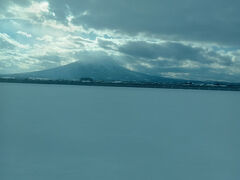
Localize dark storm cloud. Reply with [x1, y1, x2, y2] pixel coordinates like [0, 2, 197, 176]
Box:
[97, 38, 117, 50]
[49, 0, 240, 46]
[118, 41, 203, 61]
[117, 41, 233, 66]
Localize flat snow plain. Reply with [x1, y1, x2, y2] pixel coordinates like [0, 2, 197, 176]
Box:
[0, 83, 240, 180]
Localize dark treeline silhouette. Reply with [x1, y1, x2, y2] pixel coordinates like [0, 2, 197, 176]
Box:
[0, 77, 240, 91]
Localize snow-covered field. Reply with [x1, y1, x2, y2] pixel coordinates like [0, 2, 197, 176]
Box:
[0, 83, 240, 180]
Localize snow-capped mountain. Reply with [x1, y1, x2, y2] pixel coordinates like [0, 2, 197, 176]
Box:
[7, 60, 176, 82]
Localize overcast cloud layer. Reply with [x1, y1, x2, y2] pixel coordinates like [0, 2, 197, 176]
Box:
[0, 0, 240, 82]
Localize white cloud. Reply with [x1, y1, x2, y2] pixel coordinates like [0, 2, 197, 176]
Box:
[36, 35, 53, 42]
[7, 1, 52, 21]
[28, 1, 49, 14]
[41, 19, 83, 33]
[80, 10, 89, 17]
[67, 15, 74, 23]
[0, 33, 29, 49]
[17, 31, 32, 38]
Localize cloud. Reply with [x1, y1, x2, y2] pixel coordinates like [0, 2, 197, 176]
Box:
[7, 1, 52, 20]
[0, 34, 16, 49]
[0, 33, 28, 49]
[17, 31, 32, 38]
[118, 41, 201, 60]
[97, 38, 118, 50]
[117, 41, 234, 65]
[48, 0, 240, 46]
[36, 35, 53, 42]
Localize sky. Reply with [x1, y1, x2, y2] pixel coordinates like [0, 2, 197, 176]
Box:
[0, 0, 240, 82]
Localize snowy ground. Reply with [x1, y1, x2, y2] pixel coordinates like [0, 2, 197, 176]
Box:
[0, 83, 240, 180]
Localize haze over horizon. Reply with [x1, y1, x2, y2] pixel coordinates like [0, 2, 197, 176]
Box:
[0, 0, 240, 82]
